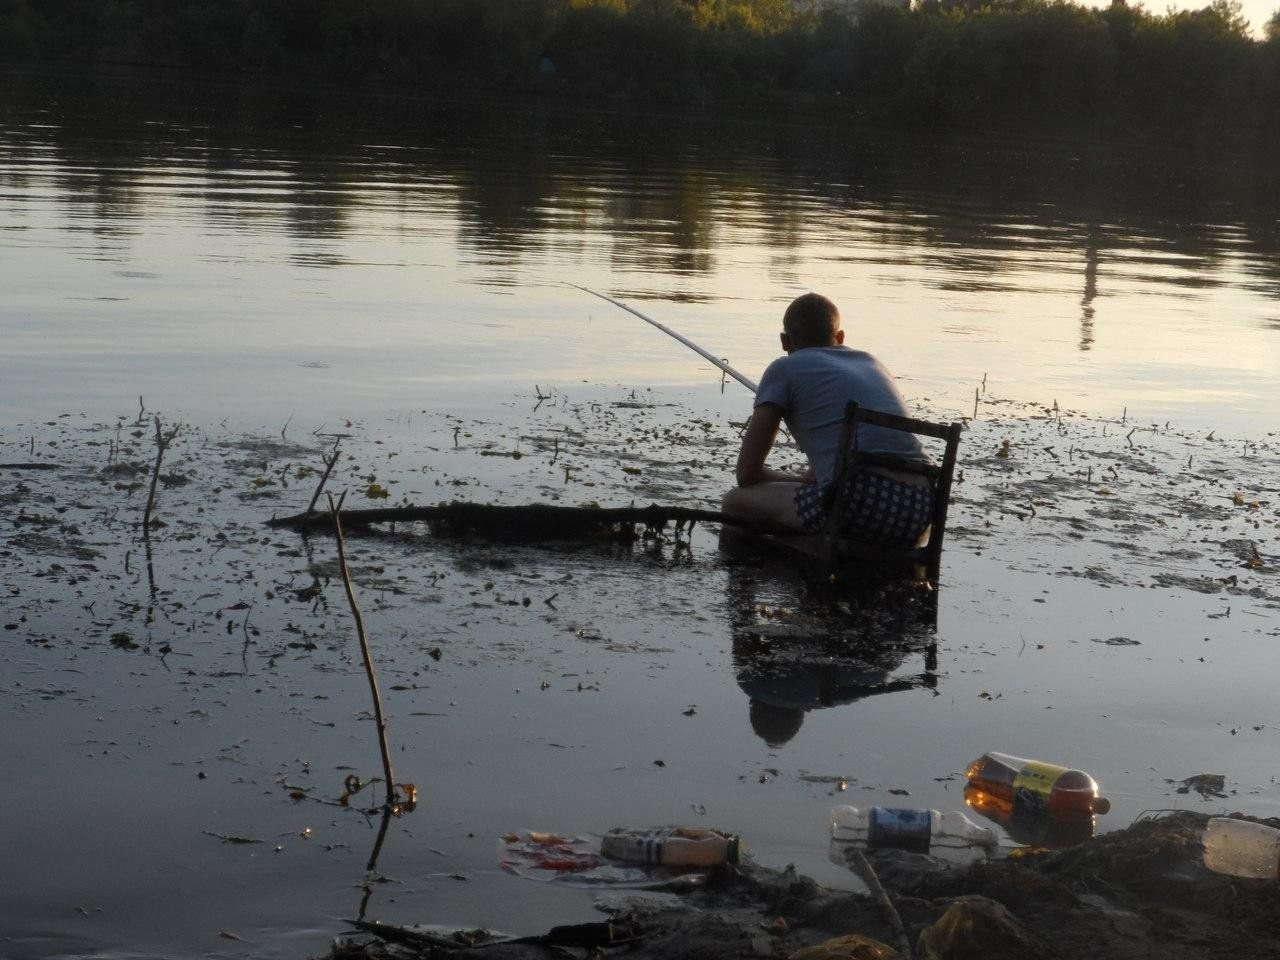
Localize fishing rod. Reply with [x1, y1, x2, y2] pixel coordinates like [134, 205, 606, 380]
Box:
[570, 284, 758, 393]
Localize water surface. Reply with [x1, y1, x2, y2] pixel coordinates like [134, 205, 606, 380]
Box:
[4, 69, 1278, 430]
[1, 69, 1278, 960]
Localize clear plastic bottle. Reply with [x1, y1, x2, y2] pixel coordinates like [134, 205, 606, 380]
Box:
[1203, 817, 1280, 879]
[600, 826, 741, 866]
[965, 751, 1110, 819]
[829, 805, 998, 853]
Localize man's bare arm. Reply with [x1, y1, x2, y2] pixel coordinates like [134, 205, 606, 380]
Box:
[735, 404, 806, 486]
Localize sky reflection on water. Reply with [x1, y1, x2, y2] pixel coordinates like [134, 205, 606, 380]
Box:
[2, 77, 1278, 433]
[1, 75, 1279, 960]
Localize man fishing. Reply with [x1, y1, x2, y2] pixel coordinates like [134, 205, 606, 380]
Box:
[721, 292, 932, 543]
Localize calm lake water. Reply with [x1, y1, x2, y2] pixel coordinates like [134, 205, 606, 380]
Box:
[2, 68, 1279, 960]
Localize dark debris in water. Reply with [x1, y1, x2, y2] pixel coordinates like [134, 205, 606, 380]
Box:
[0, 394, 1276, 705]
[1171, 773, 1229, 799]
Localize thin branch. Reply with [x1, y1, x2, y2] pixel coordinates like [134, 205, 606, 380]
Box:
[328, 491, 398, 809]
[142, 415, 175, 531]
[848, 848, 914, 960]
[143, 534, 158, 626]
[306, 442, 342, 516]
[365, 806, 394, 873]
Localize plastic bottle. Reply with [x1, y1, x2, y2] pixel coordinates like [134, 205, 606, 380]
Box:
[963, 784, 1095, 849]
[1203, 817, 1280, 879]
[965, 751, 1110, 819]
[829, 805, 998, 854]
[600, 826, 741, 867]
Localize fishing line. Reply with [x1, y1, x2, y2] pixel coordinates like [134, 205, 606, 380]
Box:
[570, 284, 758, 393]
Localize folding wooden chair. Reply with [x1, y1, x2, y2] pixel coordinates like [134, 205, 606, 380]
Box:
[818, 401, 963, 587]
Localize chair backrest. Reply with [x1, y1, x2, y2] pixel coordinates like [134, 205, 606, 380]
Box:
[821, 401, 963, 586]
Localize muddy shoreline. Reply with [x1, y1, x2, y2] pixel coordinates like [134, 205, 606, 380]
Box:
[325, 812, 1280, 960]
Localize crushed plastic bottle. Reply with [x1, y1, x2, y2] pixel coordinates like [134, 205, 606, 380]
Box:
[1203, 817, 1280, 879]
[600, 826, 741, 867]
[963, 785, 1095, 849]
[965, 751, 1110, 820]
[829, 805, 998, 853]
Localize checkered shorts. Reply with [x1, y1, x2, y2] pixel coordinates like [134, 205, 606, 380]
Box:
[794, 470, 934, 546]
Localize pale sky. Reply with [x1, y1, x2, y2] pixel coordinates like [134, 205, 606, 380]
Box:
[1080, 0, 1277, 36]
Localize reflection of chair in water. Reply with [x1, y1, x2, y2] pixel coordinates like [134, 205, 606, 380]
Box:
[724, 556, 939, 746]
[772, 402, 963, 590]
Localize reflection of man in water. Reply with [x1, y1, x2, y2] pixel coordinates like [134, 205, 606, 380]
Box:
[724, 560, 936, 747]
[722, 293, 931, 542]
[738, 646, 896, 747]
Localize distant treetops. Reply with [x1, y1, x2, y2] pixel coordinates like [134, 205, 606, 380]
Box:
[3, 0, 1278, 143]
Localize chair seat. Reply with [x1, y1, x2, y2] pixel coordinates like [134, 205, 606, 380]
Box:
[817, 402, 962, 587]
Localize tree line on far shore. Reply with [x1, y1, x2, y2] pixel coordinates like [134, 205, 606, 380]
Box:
[3, 0, 1278, 145]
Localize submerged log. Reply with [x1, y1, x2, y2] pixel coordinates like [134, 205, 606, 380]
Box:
[267, 501, 759, 537]
[265, 502, 931, 594]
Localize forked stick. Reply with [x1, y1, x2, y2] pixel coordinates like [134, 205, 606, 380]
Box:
[328, 491, 397, 808]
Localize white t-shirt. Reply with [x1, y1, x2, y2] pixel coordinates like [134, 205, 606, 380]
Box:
[754, 345, 924, 488]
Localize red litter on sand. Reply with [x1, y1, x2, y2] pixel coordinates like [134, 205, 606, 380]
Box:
[501, 831, 601, 875]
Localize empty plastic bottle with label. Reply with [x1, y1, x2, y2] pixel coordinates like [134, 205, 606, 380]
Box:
[829, 805, 998, 853]
[600, 826, 741, 867]
[965, 752, 1110, 819]
[1203, 817, 1280, 879]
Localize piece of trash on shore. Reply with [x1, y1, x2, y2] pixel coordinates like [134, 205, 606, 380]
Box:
[967, 750, 1110, 818]
[830, 805, 997, 853]
[499, 830, 706, 888]
[1203, 817, 1280, 878]
[601, 825, 740, 866]
[789, 932, 902, 960]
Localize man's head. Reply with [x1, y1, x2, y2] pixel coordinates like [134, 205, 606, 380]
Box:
[781, 292, 844, 352]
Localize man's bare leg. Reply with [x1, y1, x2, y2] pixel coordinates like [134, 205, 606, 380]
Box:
[722, 482, 806, 533]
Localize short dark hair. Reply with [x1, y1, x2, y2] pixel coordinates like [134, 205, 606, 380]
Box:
[783, 293, 840, 347]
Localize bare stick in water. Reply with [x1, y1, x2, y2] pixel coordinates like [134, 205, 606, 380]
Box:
[365, 806, 394, 873]
[328, 491, 398, 809]
[306, 441, 342, 516]
[142, 416, 175, 531]
[570, 284, 758, 392]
